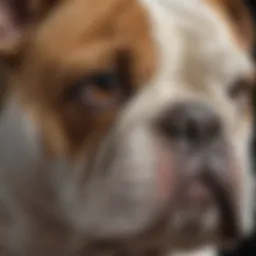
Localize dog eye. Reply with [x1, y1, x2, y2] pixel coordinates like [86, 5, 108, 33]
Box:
[65, 72, 120, 108]
[228, 78, 253, 112]
[228, 79, 251, 99]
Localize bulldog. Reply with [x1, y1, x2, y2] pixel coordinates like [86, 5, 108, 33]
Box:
[0, 0, 254, 255]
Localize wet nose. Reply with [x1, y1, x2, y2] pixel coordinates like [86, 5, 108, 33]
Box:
[159, 102, 222, 145]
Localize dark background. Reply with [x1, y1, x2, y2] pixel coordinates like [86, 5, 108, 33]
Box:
[221, 1, 256, 255]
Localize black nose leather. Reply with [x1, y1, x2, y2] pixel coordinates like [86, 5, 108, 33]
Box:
[160, 102, 222, 144]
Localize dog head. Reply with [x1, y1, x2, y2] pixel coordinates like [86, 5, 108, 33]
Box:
[0, 0, 254, 253]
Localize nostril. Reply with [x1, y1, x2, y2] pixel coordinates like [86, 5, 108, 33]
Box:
[185, 118, 200, 142]
[160, 119, 180, 138]
[187, 117, 222, 143]
[158, 102, 222, 144]
[205, 118, 222, 141]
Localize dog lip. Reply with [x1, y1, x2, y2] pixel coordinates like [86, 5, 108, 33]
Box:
[155, 136, 242, 244]
[201, 171, 242, 242]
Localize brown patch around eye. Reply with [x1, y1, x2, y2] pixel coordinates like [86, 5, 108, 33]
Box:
[63, 51, 135, 110]
[85, 83, 116, 104]
[80, 82, 122, 109]
[10, 0, 157, 159]
[64, 72, 120, 107]
[41, 53, 133, 157]
[62, 50, 134, 110]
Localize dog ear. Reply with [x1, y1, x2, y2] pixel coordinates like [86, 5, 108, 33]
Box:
[0, 0, 60, 59]
[207, 0, 254, 51]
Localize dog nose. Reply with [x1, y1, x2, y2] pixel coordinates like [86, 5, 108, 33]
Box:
[159, 102, 222, 144]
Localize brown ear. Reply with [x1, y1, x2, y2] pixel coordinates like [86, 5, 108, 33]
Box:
[206, 0, 254, 51]
[0, 0, 61, 60]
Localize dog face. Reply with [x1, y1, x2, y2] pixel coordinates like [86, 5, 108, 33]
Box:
[0, 0, 254, 253]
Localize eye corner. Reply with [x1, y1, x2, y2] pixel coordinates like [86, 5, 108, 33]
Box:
[228, 77, 253, 99]
[61, 51, 134, 108]
[61, 70, 122, 109]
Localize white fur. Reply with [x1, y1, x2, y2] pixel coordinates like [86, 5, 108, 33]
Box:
[114, 0, 254, 254]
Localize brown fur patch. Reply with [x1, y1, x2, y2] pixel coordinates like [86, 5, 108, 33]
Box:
[9, 0, 157, 157]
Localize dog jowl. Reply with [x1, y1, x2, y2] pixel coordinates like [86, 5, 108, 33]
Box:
[0, 0, 254, 255]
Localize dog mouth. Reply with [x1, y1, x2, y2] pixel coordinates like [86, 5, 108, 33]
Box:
[201, 170, 241, 243]
[170, 176, 241, 246]
[155, 138, 242, 246]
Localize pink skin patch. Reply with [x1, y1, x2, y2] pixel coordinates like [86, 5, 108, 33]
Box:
[155, 139, 177, 203]
[155, 139, 211, 205]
